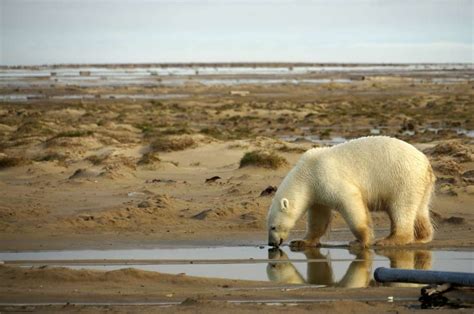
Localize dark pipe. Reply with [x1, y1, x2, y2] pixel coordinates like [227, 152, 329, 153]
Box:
[374, 267, 474, 287]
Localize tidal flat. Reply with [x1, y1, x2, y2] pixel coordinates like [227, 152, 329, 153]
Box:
[0, 63, 473, 312]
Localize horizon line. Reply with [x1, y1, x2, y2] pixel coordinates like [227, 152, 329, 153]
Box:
[2, 61, 472, 69]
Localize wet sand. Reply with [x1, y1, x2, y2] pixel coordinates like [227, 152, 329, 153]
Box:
[0, 64, 473, 312]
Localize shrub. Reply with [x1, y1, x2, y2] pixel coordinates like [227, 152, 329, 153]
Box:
[55, 130, 94, 138]
[138, 152, 161, 165]
[85, 154, 108, 165]
[135, 123, 154, 134]
[239, 150, 288, 169]
[0, 156, 26, 169]
[150, 135, 196, 152]
[35, 152, 66, 162]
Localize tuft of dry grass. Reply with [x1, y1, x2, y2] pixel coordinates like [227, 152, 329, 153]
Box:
[276, 144, 308, 154]
[55, 130, 94, 138]
[0, 156, 27, 169]
[138, 151, 161, 165]
[239, 150, 288, 169]
[34, 152, 66, 162]
[85, 154, 109, 165]
[150, 135, 196, 152]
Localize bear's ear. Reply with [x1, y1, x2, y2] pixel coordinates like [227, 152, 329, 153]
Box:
[280, 198, 289, 212]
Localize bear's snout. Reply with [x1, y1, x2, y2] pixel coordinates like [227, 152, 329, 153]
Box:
[268, 237, 283, 247]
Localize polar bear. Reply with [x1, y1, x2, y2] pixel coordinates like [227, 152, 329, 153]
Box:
[267, 136, 435, 248]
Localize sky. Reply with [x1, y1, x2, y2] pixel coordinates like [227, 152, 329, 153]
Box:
[1, 0, 473, 65]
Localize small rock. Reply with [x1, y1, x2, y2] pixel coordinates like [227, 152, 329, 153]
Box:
[79, 215, 94, 221]
[444, 216, 465, 224]
[205, 176, 221, 183]
[180, 297, 198, 305]
[68, 168, 98, 180]
[260, 186, 277, 196]
[191, 209, 213, 220]
[138, 201, 151, 208]
[147, 178, 176, 183]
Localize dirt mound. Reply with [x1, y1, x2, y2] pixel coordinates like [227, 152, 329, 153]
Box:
[0, 265, 194, 284]
[191, 208, 233, 220]
[60, 194, 178, 231]
[424, 141, 473, 162]
[431, 159, 462, 176]
[68, 168, 101, 180]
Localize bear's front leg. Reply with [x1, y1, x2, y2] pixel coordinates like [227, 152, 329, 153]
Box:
[290, 206, 331, 250]
[339, 193, 374, 248]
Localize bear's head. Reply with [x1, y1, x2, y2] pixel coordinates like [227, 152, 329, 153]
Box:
[267, 197, 297, 247]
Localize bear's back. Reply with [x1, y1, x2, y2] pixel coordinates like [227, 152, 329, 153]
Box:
[299, 136, 430, 198]
[303, 136, 426, 169]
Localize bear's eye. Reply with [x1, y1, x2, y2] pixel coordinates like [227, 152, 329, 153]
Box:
[271, 226, 276, 231]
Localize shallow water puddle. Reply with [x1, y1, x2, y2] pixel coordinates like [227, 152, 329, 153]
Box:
[1, 246, 472, 287]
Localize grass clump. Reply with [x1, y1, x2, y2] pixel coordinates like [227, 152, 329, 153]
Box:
[135, 123, 154, 134]
[200, 127, 226, 140]
[138, 151, 161, 165]
[277, 144, 307, 154]
[85, 154, 109, 165]
[150, 135, 196, 152]
[34, 152, 66, 162]
[239, 150, 288, 169]
[200, 126, 254, 140]
[55, 130, 94, 138]
[0, 156, 26, 169]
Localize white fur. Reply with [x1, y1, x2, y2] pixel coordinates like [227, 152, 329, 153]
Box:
[267, 136, 435, 247]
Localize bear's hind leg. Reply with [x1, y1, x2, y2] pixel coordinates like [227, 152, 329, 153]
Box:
[414, 212, 433, 243]
[290, 206, 331, 249]
[376, 201, 416, 246]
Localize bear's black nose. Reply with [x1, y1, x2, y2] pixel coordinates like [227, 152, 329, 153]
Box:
[268, 239, 283, 247]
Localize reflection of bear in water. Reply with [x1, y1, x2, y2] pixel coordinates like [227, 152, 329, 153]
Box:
[375, 248, 432, 287]
[267, 248, 372, 288]
[267, 248, 432, 288]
